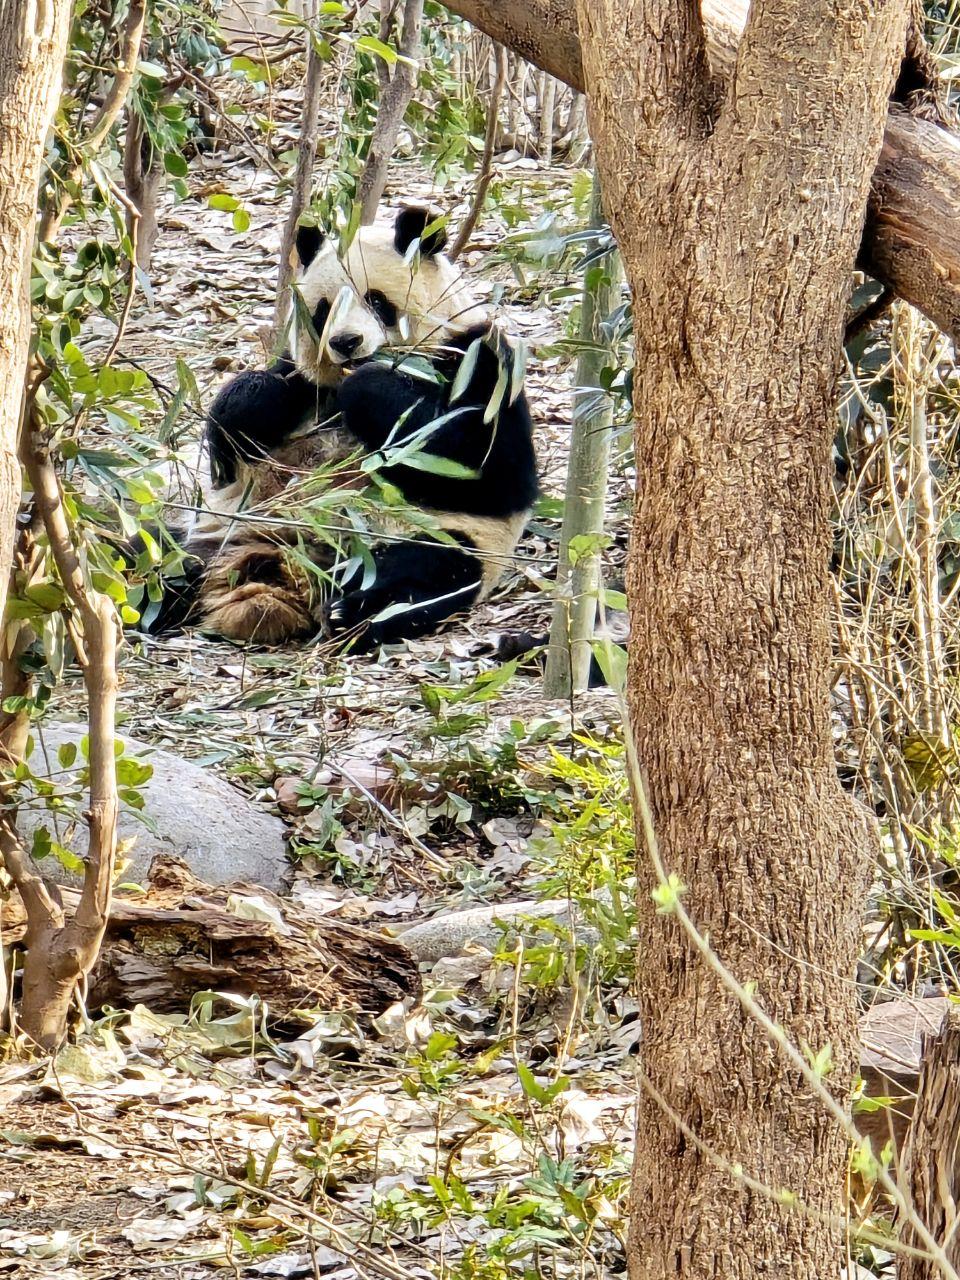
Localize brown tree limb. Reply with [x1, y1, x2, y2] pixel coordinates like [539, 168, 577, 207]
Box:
[38, 0, 147, 243]
[122, 107, 162, 271]
[440, 0, 960, 344]
[273, 6, 326, 339]
[449, 44, 507, 261]
[0, 0, 74, 1039]
[356, 0, 426, 223]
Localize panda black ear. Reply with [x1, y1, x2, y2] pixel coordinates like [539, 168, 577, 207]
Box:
[295, 223, 325, 268]
[394, 206, 448, 259]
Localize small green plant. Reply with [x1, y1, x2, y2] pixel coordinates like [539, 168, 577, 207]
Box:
[521, 733, 636, 987]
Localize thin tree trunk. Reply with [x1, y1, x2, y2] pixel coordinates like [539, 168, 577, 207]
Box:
[273, 5, 325, 340]
[356, 0, 425, 224]
[898, 1007, 960, 1280]
[574, 0, 910, 1275]
[4, 420, 119, 1050]
[505, 52, 520, 141]
[543, 177, 619, 696]
[449, 43, 507, 261]
[0, 0, 70, 628]
[122, 108, 162, 271]
[538, 71, 556, 163]
[440, 0, 960, 346]
[516, 60, 531, 155]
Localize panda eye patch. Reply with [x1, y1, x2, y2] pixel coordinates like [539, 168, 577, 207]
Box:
[311, 298, 331, 335]
[365, 290, 399, 328]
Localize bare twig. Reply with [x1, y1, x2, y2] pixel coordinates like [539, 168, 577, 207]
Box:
[449, 44, 507, 262]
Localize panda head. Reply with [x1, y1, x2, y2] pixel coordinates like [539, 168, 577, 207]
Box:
[290, 205, 489, 386]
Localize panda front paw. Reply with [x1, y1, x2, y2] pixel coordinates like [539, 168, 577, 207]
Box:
[324, 592, 377, 651]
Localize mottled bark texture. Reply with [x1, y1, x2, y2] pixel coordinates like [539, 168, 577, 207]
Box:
[441, 0, 960, 343]
[0, 0, 71, 625]
[575, 1, 908, 1277]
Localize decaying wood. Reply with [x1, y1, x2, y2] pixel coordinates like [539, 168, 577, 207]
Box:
[440, 0, 960, 343]
[857, 996, 950, 1161]
[898, 1004, 960, 1280]
[3, 856, 421, 1020]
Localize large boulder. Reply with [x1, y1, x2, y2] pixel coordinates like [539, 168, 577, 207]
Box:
[21, 722, 290, 890]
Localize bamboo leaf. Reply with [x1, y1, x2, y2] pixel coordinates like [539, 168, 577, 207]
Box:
[449, 338, 482, 403]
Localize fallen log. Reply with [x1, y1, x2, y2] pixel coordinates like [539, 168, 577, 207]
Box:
[441, 0, 960, 344]
[2, 856, 421, 1022]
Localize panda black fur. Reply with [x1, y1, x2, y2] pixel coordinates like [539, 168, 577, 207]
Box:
[327, 323, 537, 649]
[149, 206, 538, 648]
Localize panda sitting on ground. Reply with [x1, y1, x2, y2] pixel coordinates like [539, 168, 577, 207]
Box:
[149, 206, 538, 649]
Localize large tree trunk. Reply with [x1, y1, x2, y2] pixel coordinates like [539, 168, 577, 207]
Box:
[440, 0, 960, 345]
[575, 0, 907, 1276]
[0, 0, 71, 622]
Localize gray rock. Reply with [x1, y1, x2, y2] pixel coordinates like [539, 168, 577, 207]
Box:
[394, 898, 584, 962]
[21, 722, 290, 890]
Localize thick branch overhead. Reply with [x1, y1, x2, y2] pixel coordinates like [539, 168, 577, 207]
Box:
[441, 0, 960, 341]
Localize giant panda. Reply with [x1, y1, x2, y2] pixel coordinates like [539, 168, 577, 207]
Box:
[147, 206, 538, 650]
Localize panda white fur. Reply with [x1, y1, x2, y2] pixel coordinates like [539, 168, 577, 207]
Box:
[148, 206, 538, 649]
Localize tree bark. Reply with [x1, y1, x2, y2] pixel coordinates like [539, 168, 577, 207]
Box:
[898, 1006, 960, 1280]
[6, 422, 120, 1050]
[574, 0, 907, 1277]
[273, 4, 325, 339]
[537, 69, 556, 163]
[122, 108, 163, 271]
[440, 0, 960, 344]
[356, 0, 425, 224]
[37, 0, 147, 243]
[0, 0, 71, 627]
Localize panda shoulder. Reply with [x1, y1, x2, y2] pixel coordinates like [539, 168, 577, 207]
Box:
[439, 323, 524, 402]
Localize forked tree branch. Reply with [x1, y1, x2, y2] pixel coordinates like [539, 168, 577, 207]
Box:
[3, 383, 120, 1049]
[21, 414, 119, 942]
[38, 0, 147, 242]
[440, 0, 960, 343]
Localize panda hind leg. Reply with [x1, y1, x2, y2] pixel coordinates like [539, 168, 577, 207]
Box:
[201, 542, 317, 644]
[327, 540, 483, 650]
